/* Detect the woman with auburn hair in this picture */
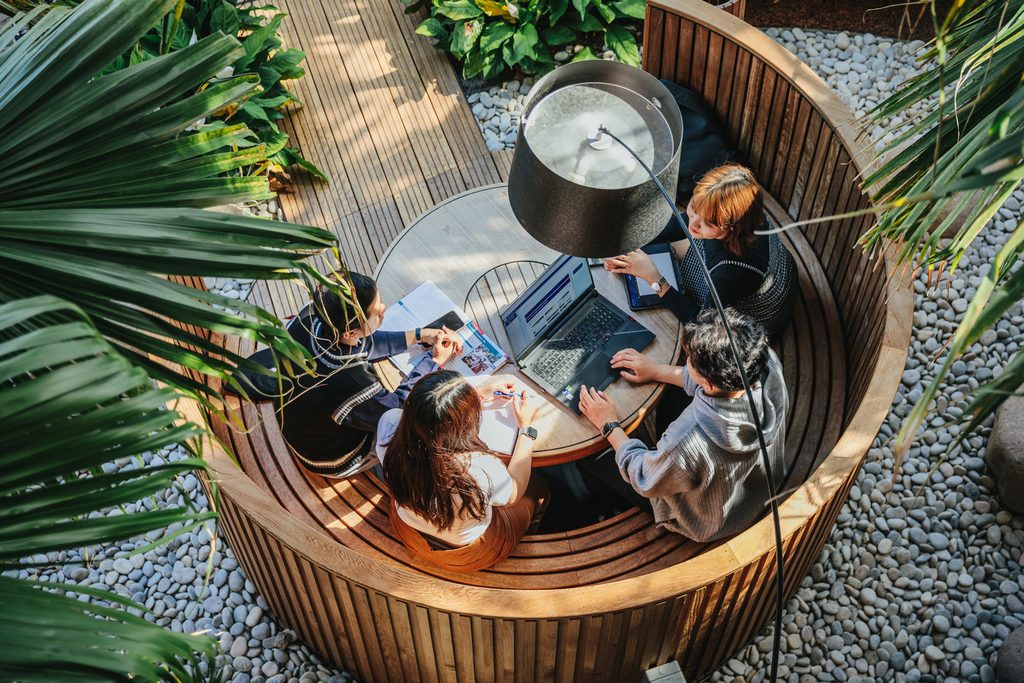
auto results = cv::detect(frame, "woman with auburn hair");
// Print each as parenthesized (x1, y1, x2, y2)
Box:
(375, 371, 549, 571)
(605, 163, 796, 337)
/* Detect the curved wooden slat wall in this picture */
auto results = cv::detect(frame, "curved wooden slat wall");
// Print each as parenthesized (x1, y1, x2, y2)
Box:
(178, 1, 912, 681)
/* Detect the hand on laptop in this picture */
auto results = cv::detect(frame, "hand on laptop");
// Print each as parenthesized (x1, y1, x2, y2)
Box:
(578, 385, 619, 430)
(604, 249, 659, 284)
(610, 348, 657, 384)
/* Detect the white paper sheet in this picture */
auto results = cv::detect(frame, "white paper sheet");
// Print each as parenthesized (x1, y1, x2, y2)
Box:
(464, 375, 519, 454)
(639, 251, 679, 294)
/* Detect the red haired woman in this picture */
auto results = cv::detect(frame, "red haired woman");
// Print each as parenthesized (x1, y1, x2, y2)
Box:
(606, 163, 795, 337)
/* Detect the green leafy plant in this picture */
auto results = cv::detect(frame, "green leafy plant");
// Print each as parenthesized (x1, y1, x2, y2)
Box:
(0, 297, 218, 681)
(0, 0, 341, 675)
(0, 0, 337, 400)
(861, 0, 1024, 460)
(406, 0, 644, 81)
(4, 0, 327, 181)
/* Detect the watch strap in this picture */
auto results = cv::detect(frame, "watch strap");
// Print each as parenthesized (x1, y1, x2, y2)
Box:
(601, 421, 622, 438)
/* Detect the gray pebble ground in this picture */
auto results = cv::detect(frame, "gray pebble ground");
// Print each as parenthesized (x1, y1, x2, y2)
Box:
(7, 27, 1023, 683)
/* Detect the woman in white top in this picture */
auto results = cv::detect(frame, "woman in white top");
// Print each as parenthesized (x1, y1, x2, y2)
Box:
(375, 370, 548, 571)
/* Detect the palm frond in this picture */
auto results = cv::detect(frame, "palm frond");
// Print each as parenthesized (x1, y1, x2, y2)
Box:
(0, 295, 217, 677)
(864, 0, 1024, 458)
(0, 576, 215, 682)
(0, 0, 343, 399)
(0, 296, 214, 565)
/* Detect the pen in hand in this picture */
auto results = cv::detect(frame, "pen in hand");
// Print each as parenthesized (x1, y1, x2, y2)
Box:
(492, 390, 525, 399)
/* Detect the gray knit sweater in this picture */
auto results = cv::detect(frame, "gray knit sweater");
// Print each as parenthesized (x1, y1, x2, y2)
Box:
(614, 349, 788, 542)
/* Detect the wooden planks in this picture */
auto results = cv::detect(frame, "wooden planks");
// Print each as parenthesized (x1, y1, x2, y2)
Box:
(256, 0, 506, 303)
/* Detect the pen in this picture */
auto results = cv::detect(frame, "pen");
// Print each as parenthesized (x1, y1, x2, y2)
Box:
(492, 390, 524, 399)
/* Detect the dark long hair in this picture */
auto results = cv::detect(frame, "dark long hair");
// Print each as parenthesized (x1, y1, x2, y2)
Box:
(316, 270, 378, 336)
(383, 371, 492, 531)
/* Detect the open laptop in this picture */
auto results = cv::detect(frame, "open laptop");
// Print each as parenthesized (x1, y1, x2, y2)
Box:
(499, 255, 655, 414)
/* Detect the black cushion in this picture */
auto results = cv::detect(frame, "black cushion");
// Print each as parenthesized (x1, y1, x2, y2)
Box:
(660, 79, 744, 204)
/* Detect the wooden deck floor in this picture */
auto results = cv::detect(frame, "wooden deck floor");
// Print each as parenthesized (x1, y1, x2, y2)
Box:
(252, 0, 513, 317)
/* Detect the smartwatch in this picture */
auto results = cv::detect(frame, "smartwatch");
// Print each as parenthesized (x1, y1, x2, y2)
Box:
(519, 426, 538, 441)
(601, 421, 622, 438)
(414, 327, 422, 343)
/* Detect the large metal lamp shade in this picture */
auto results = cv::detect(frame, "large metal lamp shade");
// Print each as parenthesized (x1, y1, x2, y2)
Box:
(508, 60, 683, 257)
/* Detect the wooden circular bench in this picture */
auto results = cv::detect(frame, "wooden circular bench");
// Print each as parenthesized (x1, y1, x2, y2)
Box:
(213, 191, 841, 593)
(177, 1, 913, 680)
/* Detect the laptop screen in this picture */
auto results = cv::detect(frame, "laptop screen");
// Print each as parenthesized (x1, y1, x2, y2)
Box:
(501, 255, 593, 359)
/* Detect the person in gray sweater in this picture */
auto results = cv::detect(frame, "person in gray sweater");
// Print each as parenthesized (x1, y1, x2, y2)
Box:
(576, 308, 788, 542)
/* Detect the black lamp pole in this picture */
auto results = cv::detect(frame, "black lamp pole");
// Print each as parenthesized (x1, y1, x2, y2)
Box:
(506, 60, 786, 682)
(598, 125, 786, 683)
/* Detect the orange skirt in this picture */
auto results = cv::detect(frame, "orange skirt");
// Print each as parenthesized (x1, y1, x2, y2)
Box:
(389, 477, 548, 572)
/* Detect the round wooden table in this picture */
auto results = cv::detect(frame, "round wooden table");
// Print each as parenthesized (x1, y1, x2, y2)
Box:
(374, 184, 682, 465)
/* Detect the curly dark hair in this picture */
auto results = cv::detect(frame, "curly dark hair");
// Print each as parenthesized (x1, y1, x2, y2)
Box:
(383, 371, 494, 531)
(682, 308, 769, 392)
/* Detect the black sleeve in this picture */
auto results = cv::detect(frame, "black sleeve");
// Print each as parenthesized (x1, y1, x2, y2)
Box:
(342, 355, 439, 432)
(661, 266, 756, 324)
(660, 285, 701, 324)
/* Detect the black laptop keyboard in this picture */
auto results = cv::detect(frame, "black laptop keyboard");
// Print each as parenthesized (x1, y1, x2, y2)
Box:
(530, 301, 621, 389)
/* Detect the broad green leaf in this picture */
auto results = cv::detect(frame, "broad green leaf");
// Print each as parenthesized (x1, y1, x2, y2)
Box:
(435, 0, 483, 20)
(549, 0, 569, 24)
(210, 0, 240, 34)
(540, 25, 575, 45)
(265, 47, 306, 80)
(564, 10, 604, 32)
(506, 22, 539, 64)
(571, 45, 598, 62)
(479, 19, 514, 52)
(592, 0, 615, 23)
(463, 47, 486, 78)
(605, 24, 638, 65)
(572, 0, 590, 20)
(234, 12, 284, 70)
(415, 17, 449, 41)
(482, 50, 506, 79)
(450, 18, 483, 57)
(611, 0, 645, 19)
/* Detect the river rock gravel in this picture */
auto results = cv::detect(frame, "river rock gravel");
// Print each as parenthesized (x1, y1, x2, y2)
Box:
(6, 27, 1022, 683)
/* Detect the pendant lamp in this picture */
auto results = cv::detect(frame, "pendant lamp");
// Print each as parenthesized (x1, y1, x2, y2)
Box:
(508, 59, 684, 257)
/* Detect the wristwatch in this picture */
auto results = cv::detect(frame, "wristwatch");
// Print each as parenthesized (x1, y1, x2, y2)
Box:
(519, 426, 538, 441)
(648, 275, 668, 295)
(601, 421, 622, 438)
(414, 327, 422, 343)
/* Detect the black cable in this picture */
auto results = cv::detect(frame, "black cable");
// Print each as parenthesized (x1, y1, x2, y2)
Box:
(600, 126, 786, 682)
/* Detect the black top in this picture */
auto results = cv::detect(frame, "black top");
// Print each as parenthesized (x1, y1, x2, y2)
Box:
(649, 212, 796, 336)
(280, 306, 437, 468)
(663, 233, 771, 323)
